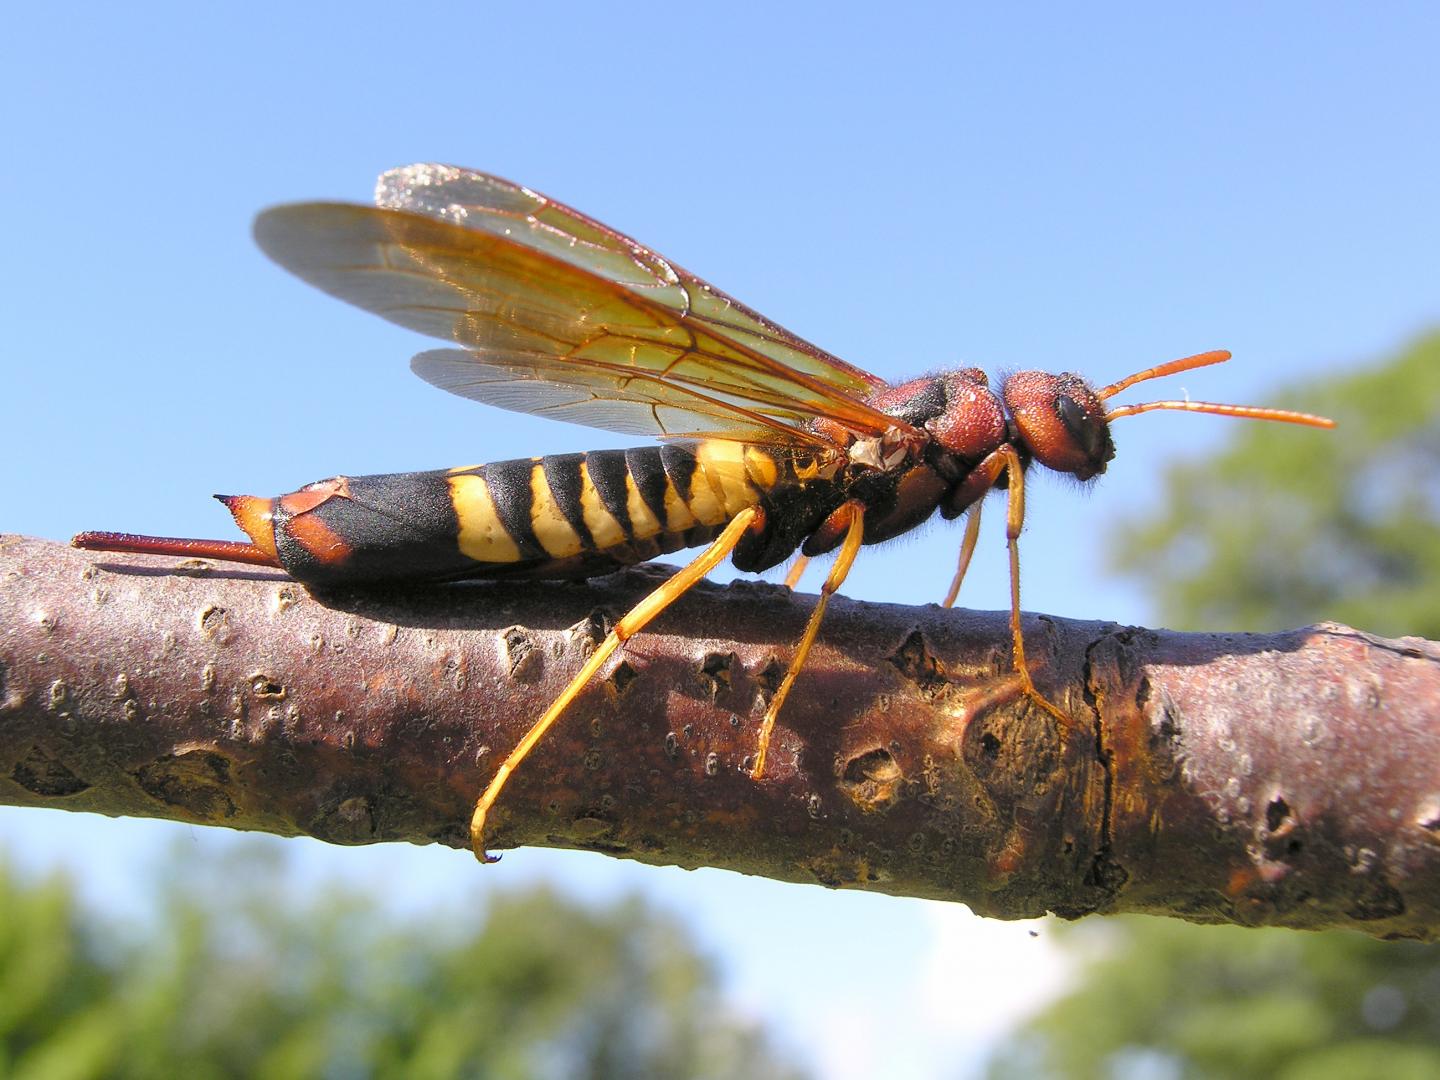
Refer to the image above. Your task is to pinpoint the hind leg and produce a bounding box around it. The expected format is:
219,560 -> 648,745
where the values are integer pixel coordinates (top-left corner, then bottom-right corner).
470,507 -> 763,862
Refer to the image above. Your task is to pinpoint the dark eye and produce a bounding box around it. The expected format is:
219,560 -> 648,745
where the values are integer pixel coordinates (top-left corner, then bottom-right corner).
1056,393 -> 1087,437
1056,394 -> 1104,458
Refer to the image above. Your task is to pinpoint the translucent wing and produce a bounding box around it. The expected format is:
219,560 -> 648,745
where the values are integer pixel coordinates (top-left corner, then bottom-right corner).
374,164 -> 888,398
411,348 -> 806,442
254,172 -> 913,443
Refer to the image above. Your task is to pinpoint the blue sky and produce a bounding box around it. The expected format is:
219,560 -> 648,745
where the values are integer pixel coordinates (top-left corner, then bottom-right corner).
5,4 -> 1438,1076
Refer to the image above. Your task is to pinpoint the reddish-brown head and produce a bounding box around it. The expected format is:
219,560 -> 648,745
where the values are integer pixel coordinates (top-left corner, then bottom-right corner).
1002,371 -> 1115,480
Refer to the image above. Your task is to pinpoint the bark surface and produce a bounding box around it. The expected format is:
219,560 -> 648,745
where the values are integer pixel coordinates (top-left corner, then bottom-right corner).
2,535 -> 1437,938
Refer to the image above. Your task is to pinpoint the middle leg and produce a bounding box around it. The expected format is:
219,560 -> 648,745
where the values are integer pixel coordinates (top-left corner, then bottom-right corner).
751,499 -> 866,778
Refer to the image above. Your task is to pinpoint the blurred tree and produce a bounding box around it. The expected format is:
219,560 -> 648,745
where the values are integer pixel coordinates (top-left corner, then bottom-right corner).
0,845 -> 806,1080
1109,331 -> 1440,638
986,333 -> 1440,1079
985,919 -> 1440,1080
0,862 -> 117,1078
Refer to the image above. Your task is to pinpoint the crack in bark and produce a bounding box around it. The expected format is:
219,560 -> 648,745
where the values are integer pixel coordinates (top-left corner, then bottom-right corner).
1083,630 -> 1125,898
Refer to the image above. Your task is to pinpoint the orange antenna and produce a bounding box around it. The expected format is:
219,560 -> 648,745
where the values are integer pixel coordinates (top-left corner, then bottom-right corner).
1098,348 -> 1336,429
1096,349 -> 1232,401
1105,399 -> 1335,427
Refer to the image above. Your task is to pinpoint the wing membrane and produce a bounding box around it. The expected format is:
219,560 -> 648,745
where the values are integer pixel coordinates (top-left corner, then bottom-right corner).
256,196 -> 907,442
412,349 -> 804,442
375,164 -> 886,398
260,164 -> 915,440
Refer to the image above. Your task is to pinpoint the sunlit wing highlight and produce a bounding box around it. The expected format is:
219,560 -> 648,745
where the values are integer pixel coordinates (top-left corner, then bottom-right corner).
255,187 -> 911,445
374,163 -> 886,397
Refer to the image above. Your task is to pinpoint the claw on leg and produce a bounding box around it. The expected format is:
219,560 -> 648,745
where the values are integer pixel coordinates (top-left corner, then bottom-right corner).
469,507 -> 763,863
956,447 -> 1072,731
1005,539 -> 1071,729
995,448 -> 1071,729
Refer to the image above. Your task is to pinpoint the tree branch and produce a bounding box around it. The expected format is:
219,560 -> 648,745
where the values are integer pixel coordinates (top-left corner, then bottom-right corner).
3,535 -> 1437,938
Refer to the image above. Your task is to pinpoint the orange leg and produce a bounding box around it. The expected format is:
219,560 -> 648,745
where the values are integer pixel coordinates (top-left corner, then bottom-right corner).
782,553 -> 811,590
990,446 -> 1071,730
946,448 -> 1070,728
751,500 -> 866,779
470,506 -> 762,862
941,503 -> 983,608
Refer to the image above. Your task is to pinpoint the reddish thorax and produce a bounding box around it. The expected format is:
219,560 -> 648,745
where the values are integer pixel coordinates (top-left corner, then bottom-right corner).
843,366 -> 1116,485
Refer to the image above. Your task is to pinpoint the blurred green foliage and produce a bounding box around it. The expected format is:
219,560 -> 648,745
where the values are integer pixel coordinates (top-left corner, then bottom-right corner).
987,334 -> 1440,1079
1110,331 -> 1440,638
0,844 -> 806,1079
986,919 -> 1440,1080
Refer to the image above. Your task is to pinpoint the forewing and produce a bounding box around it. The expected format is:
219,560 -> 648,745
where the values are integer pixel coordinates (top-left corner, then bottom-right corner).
374,164 -> 901,421
255,200 -> 903,440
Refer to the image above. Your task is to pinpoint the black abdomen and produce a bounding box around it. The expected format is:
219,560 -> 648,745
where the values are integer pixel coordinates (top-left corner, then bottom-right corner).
246,441 -> 842,586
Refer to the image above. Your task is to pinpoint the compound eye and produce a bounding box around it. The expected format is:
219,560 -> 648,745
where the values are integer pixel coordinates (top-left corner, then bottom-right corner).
1056,393 -> 1104,459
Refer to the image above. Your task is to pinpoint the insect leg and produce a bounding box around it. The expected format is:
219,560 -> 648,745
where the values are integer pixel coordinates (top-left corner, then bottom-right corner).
470,505 -> 763,863
994,447 -> 1072,729
782,554 -> 811,590
941,504 -> 984,608
751,500 -> 866,779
